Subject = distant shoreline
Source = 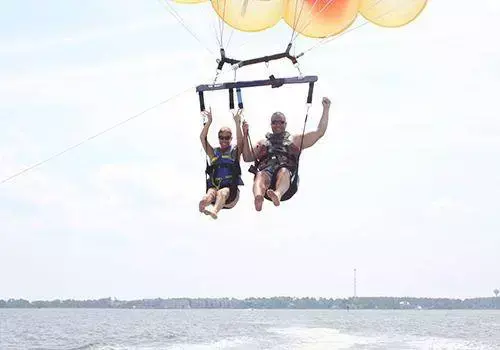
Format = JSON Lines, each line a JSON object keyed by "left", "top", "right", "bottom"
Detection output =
{"left": 2, "top": 296, "right": 499, "bottom": 310}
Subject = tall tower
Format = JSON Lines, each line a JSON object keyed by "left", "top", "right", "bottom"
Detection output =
{"left": 353, "top": 268, "right": 357, "bottom": 298}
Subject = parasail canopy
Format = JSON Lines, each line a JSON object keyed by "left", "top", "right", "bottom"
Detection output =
{"left": 171, "top": 0, "right": 428, "bottom": 38}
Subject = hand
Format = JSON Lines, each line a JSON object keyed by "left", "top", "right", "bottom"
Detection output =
{"left": 322, "top": 97, "right": 331, "bottom": 109}
{"left": 242, "top": 120, "right": 249, "bottom": 136}
{"left": 201, "top": 107, "right": 212, "bottom": 124}
{"left": 232, "top": 108, "right": 243, "bottom": 124}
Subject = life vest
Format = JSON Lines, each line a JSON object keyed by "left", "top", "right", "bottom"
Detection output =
{"left": 206, "top": 145, "right": 244, "bottom": 189}
{"left": 256, "top": 131, "right": 299, "bottom": 171}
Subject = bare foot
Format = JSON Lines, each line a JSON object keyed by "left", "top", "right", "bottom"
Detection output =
{"left": 203, "top": 208, "right": 218, "bottom": 220}
{"left": 266, "top": 189, "right": 280, "bottom": 207}
{"left": 199, "top": 198, "right": 208, "bottom": 213}
{"left": 254, "top": 195, "right": 264, "bottom": 211}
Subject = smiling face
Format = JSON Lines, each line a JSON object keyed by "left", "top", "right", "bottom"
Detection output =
{"left": 218, "top": 127, "right": 232, "bottom": 150}
{"left": 271, "top": 112, "right": 287, "bottom": 134}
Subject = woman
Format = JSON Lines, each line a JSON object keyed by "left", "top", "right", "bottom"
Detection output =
{"left": 198, "top": 107, "right": 244, "bottom": 219}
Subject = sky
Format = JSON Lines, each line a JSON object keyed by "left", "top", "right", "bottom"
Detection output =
{"left": 1, "top": 0, "right": 499, "bottom": 301}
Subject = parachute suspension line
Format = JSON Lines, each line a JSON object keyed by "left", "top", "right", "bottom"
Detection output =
{"left": 225, "top": 28, "right": 235, "bottom": 51}
{"left": 208, "top": 2, "right": 306, "bottom": 83}
{"left": 288, "top": 0, "right": 299, "bottom": 43}
{"left": 297, "top": 82, "right": 315, "bottom": 163}
{"left": 289, "top": 0, "right": 307, "bottom": 45}
{"left": 214, "top": 0, "right": 229, "bottom": 49}
{"left": 158, "top": 0, "right": 215, "bottom": 56}
{"left": 221, "top": 0, "right": 229, "bottom": 46}
{"left": 212, "top": 19, "right": 223, "bottom": 49}
{"left": 214, "top": 0, "right": 222, "bottom": 47}
{"left": 212, "top": 0, "right": 232, "bottom": 83}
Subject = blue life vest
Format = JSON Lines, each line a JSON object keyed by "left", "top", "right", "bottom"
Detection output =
{"left": 206, "top": 145, "right": 244, "bottom": 189}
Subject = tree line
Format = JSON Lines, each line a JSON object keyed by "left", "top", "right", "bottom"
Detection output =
{"left": 1, "top": 296, "right": 499, "bottom": 309}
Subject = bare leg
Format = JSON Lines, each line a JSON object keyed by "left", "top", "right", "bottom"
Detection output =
{"left": 199, "top": 188, "right": 216, "bottom": 213}
{"left": 205, "top": 188, "right": 230, "bottom": 219}
{"left": 253, "top": 171, "right": 270, "bottom": 211}
{"left": 266, "top": 168, "right": 291, "bottom": 207}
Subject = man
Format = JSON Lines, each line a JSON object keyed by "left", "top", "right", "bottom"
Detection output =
{"left": 198, "top": 107, "right": 244, "bottom": 219}
{"left": 242, "top": 97, "right": 331, "bottom": 211}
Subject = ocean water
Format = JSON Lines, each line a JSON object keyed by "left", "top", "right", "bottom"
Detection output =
{"left": 1, "top": 309, "right": 499, "bottom": 349}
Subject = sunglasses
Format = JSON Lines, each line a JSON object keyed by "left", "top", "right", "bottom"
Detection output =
{"left": 219, "top": 135, "right": 231, "bottom": 140}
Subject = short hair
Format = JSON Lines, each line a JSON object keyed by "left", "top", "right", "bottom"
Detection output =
{"left": 271, "top": 112, "right": 286, "bottom": 122}
{"left": 218, "top": 127, "right": 232, "bottom": 137}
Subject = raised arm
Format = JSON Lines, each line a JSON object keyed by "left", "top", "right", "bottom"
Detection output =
{"left": 293, "top": 97, "right": 331, "bottom": 150}
{"left": 232, "top": 109, "right": 244, "bottom": 159}
{"left": 200, "top": 107, "right": 215, "bottom": 158}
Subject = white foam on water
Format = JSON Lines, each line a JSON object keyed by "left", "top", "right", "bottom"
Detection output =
{"left": 268, "top": 327, "right": 498, "bottom": 350}
{"left": 409, "top": 337, "right": 495, "bottom": 350}
{"left": 268, "top": 326, "right": 376, "bottom": 349}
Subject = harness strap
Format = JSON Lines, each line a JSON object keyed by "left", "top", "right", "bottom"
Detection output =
{"left": 207, "top": 147, "right": 243, "bottom": 191}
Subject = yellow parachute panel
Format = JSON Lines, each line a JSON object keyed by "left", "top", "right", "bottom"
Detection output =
{"left": 359, "top": 0, "right": 427, "bottom": 28}
{"left": 210, "top": 0, "right": 284, "bottom": 32}
{"left": 171, "top": 0, "right": 208, "bottom": 3}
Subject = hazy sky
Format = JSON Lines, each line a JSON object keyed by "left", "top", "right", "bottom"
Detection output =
{"left": 1, "top": 0, "right": 499, "bottom": 301}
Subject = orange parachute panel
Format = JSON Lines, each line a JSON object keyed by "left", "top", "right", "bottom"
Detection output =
{"left": 283, "top": 0, "right": 361, "bottom": 38}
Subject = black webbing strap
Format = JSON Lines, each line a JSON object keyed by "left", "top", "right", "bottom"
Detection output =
{"left": 307, "top": 82, "right": 314, "bottom": 104}
{"left": 229, "top": 88, "right": 234, "bottom": 110}
{"left": 228, "top": 88, "right": 243, "bottom": 110}
{"left": 198, "top": 91, "right": 205, "bottom": 112}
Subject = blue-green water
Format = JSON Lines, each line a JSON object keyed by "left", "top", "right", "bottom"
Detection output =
{"left": 1, "top": 309, "right": 499, "bottom": 349}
